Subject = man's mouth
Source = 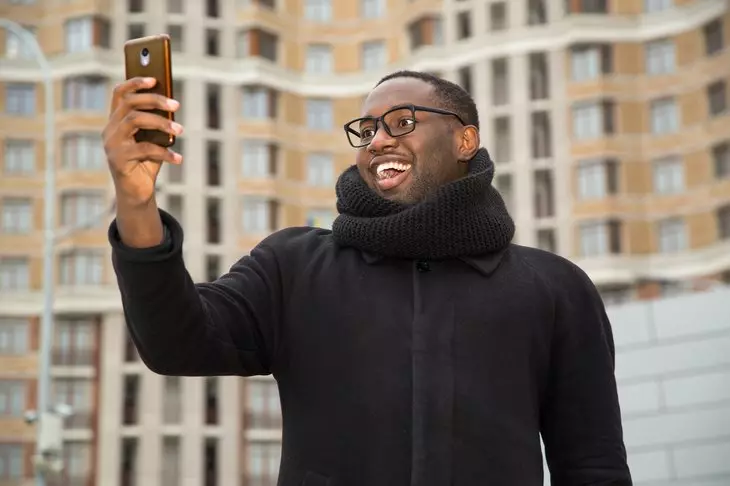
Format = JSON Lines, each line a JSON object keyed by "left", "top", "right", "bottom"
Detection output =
{"left": 375, "top": 162, "right": 412, "bottom": 191}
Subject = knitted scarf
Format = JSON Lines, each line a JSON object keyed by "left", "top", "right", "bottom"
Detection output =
{"left": 331, "top": 148, "right": 515, "bottom": 260}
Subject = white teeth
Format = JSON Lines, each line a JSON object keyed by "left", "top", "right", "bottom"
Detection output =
{"left": 376, "top": 162, "right": 411, "bottom": 178}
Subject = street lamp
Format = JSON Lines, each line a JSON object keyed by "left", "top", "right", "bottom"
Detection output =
{"left": 0, "top": 18, "right": 56, "bottom": 486}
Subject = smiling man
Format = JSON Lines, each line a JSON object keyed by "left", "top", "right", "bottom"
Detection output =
{"left": 105, "top": 70, "right": 632, "bottom": 485}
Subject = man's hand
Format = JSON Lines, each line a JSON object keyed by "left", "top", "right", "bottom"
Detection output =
{"left": 103, "top": 77, "right": 183, "bottom": 248}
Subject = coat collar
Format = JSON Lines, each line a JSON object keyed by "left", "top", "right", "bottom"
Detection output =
{"left": 360, "top": 247, "right": 508, "bottom": 277}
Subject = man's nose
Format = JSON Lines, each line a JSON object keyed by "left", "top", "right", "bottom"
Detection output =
{"left": 367, "top": 125, "right": 397, "bottom": 152}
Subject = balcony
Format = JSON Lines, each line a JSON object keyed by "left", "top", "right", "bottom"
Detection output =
{"left": 244, "top": 411, "right": 282, "bottom": 430}
{"left": 52, "top": 348, "right": 95, "bottom": 367}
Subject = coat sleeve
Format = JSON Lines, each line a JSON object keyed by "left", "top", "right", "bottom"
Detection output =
{"left": 539, "top": 262, "right": 633, "bottom": 486}
{"left": 109, "top": 209, "right": 285, "bottom": 377}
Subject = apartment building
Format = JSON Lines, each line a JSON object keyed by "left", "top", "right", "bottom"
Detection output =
{"left": 0, "top": 0, "right": 728, "bottom": 485}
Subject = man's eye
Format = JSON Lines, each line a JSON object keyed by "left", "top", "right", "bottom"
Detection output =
{"left": 398, "top": 118, "right": 415, "bottom": 128}
{"left": 361, "top": 128, "right": 375, "bottom": 138}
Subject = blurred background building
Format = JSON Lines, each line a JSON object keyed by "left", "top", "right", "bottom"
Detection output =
{"left": 0, "top": 0, "right": 728, "bottom": 485}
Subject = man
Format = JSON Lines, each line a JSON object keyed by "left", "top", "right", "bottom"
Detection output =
{"left": 104, "top": 70, "right": 632, "bottom": 485}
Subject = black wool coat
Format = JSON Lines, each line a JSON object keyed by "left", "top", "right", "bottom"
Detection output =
{"left": 110, "top": 210, "right": 632, "bottom": 486}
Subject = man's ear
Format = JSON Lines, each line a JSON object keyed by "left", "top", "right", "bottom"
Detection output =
{"left": 456, "top": 126, "right": 480, "bottom": 161}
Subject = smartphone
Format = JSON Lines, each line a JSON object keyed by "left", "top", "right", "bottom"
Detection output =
{"left": 124, "top": 34, "right": 175, "bottom": 147}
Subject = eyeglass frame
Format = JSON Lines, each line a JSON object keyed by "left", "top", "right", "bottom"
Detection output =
{"left": 343, "top": 104, "right": 467, "bottom": 148}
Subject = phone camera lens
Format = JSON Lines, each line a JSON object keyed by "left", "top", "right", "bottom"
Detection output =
{"left": 140, "top": 48, "right": 151, "bottom": 66}
{"left": 141, "top": 48, "right": 149, "bottom": 57}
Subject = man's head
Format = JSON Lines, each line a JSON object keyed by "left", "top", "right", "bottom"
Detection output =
{"left": 344, "top": 71, "right": 480, "bottom": 204}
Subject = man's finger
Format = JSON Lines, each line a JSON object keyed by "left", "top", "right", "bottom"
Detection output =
{"left": 119, "top": 111, "right": 183, "bottom": 140}
{"left": 110, "top": 77, "right": 156, "bottom": 112}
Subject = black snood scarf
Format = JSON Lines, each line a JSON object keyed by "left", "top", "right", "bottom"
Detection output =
{"left": 332, "top": 148, "right": 515, "bottom": 260}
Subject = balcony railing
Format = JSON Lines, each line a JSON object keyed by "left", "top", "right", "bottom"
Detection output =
{"left": 64, "top": 411, "right": 93, "bottom": 429}
{"left": 243, "top": 411, "right": 282, "bottom": 430}
{"left": 52, "top": 348, "right": 95, "bottom": 366}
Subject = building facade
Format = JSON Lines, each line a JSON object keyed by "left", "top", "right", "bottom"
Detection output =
{"left": 0, "top": 0, "right": 728, "bottom": 485}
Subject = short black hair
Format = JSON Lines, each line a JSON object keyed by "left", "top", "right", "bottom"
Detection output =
{"left": 375, "top": 70, "right": 479, "bottom": 130}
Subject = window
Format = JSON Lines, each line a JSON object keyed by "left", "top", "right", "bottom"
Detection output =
{"left": 704, "top": 19, "right": 724, "bottom": 56}
{"left": 305, "top": 0, "right": 331, "bottom": 21}
{"left": 206, "top": 0, "right": 220, "bottom": 17}
{"left": 127, "top": 23, "right": 145, "bottom": 40}
{"left": 62, "top": 133, "right": 105, "bottom": 170}
{"left": 236, "top": 28, "right": 278, "bottom": 61}
{"left": 658, "top": 218, "right": 686, "bottom": 252}
{"left": 5, "top": 83, "right": 35, "bottom": 115}
{"left": 205, "top": 29, "right": 220, "bottom": 56}
{"left": 527, "top": 0, "right": 546, "bottom": 25}
{"left": 715, "top": 142, "right": 730, "bottom": 179}
{"left": 162, "top": 377, "right": 181, "bottom": 424}
{"left": 493, "top": 117, "right": 511, "bottom": 162}
{"left": 63, "top": 441, "right": 92, "bottom": 482}
{"left": 242, "top": 197, "right": 272, "bottom": 233}
{"left": 708, "top": 81, "right": 727, "bottom": 117}
{"left": 491, "top": 58, "right": 509, "bottom": 106}
{"left": 653, "top": 156, "right": 684, "bottom": 194}
{"left": 0, "top": 444, "right": 24, "bottom": 479}
{"left": 533, "top": 170, "right": 554, "bottom": 218}
{"left": 65, "top": 18, "right": 93, "bottom": 53}
{"left": 529, "top": 52, "right": 549, "bottom": 100}
{"left": 572, "top": 103, "right": 602, "bottom": 140}
{"left": 650, "top": 97, "right": 679, "bottom": 134}
{"left": 571, "top": 44, "right": 611, "bottom": 81}
{"left": 63, "top": 76, "right": 107, "bottom": 111}
{"left": 53, "top": 379, "right": 92, "bottom": 425}
{"left": 242, "top": 86, "right": 276, "bottom": 119}
{"left": 0, "top": 319, "right": 28, "bottom": 354}
{"left": 457, "top": 11, "right": 471, "bottom": 40}
{"left": 305, "top": 44, "right": 333, "bottom": 74}
{"left": 1, "top": 198, "right": 32, "bottom": 234}
{"left": 644, "top": 0, "right": 671, "bottom": 12}
{"left": 168, "top": 25, "right": 183, "bottom": 52}
{"left": 206, "top": 198, "right": 221, "bottom": 244}
{"left": 645, "top": 39, "right": 674, "bottom": 75}
{"left": 206, "top": 84, "right": 221, "bottom": 130}
{"left": 580, "top": 221, "right": 620, "bottom": 256}
{"left": 3, "top": 140, "right": 34, "bottom": 174}
{"left": 307, "top": 209, "right": 336, "bottom": 228}
{"left": 247, "top": 443, "right": 281, "bottom": 486}
{"left": 61, "top": 192, "right": 106, "bottom": 229}
{"left": 204, "top": 377, "right": 219, "bottom": 425}
{"left": 167, "top": 0, "right": 183, "bottom": 13}
{"left": 306, "top": 99, "right": 333, "bottom": 130}
{"left": 361, "top": 0, "right": 384, "bottom": 18}
{"left": 717, "top": 205, "right": 730, "bottom": 240}
{"left": 0, "top": 380, "right": 25, "bottom": 416}
{"left": 489, "top": 2, "right": 507, "bottom": 31}
{"left": 5, "top": 26, "right": 37, "bottom": 59}
{"left": 54, "top": 318, "right": 95, "bottom": 366}
{"left": 246, "top": 379, "right": 281, "bottom": 429}
{"left": 458, "top": 66, "right": 472, "bottom": 95}
{"left": 536, "top": 229, "right": 555, "bottom": 253}
{"left": 59, "top": 250, "right": 104, "bottom": 286}
{"left": 578, "top": 159, "right": 619, "bottom": 199}
{"left": 0, "top": 258, "right": 29, "bottom": 291}
{"left": 128, "top": 0, "right": 144, "bottom": 12}
{"left": 361, "top": 41, "right": 386, "bottom": 70}
{"left": 241, "top": 140, "right": 276, "bottom": 178}
{"left": 307, "top": 153, "right": 333, "bottom": 186}
{"left": 531, "top": 111, "right": 552, "bottom": 158}
{"left": 162, "top": 437, "right": 181, "bottom": 486}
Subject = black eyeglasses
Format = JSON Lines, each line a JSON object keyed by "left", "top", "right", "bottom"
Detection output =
{"left": 343, "top": 104, "right": 465, "bottom": 148}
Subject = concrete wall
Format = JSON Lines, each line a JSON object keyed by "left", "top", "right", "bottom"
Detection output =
{"left": 544, "top": 286, "right": 730, "bottom": 485}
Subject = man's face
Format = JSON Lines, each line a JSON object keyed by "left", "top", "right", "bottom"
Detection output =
{"left": 354, "top": 78, "right": 469, "bottom": 205}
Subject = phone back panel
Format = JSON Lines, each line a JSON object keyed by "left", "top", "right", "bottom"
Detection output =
{"left": 124, "top": 35, "right": 175, "bottom": 147}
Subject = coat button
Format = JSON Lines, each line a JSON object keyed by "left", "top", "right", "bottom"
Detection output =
{"left": 416, "top": 261, "right": 430, "bottom": 272}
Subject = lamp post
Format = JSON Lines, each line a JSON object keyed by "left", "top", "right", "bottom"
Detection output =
{"left": 0, "top": 18, "right": 56, "bottom": 486}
